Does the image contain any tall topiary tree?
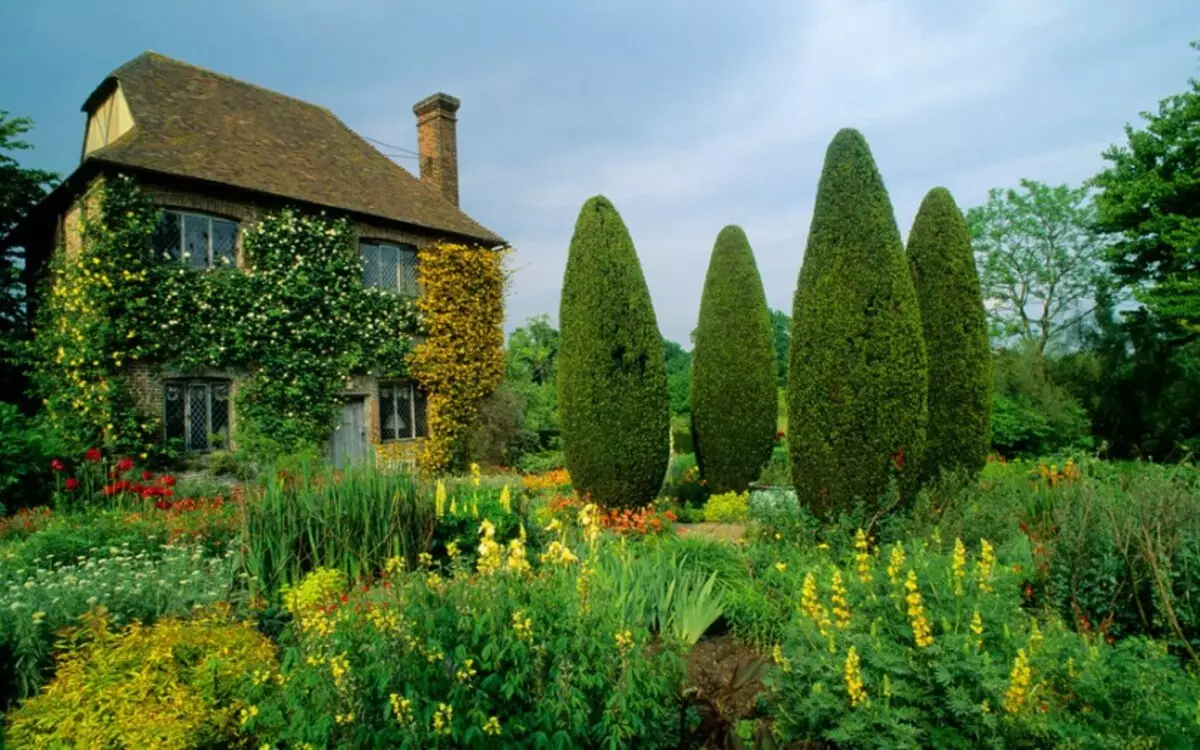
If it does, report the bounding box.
[788,129,928,516]
[558,196,669,508]
[691,225,777,493]
[907,187,992,481]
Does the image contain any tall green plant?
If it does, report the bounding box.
[691,225,777,493]
[557,196,669,508]
[788,129,928,516]
[907,188,992,481]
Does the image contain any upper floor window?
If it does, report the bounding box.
[153,210,238,270]
[361,242,418,296]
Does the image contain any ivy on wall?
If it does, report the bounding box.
[31,176,419,459]
[409,241,506,474]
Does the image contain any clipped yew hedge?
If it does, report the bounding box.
[907,187,992,482]
[557,196,670,508]
[788,129,928,516]
[691,225,777,493]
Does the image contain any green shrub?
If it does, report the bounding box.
[992,348,1092,456]
[907,187,992,483]
[757,444,791,487]
[558,196,670,508]
[768,534,1200,748]
[788,129,928,516]
[515,448,565,474]
[703,491,750,522]
[661,453,708,507]
[671,414,694,455]
[0,403,59,510]
[691,225,777,493]
[252,537,685,747]
[0,543,239,705]
[4,604,277,749]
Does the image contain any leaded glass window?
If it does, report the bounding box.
[153,210,238,269]
[378,382,427,441]
[164,379,230,452]
[361,242,419,296]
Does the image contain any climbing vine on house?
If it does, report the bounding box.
[409,241,506,474]
[30,175,419,458]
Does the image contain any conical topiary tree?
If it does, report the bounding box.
[691,225,777,493]
[907,187,992,482]
[788,128,928,516]
[557,196,670,508]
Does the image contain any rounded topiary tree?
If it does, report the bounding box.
[788,128,928,516]
[557,196,669,508]
[691,225,777,493]
[907,187,992,482]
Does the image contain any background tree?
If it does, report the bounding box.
[1093,40,1200,340]
[507,313,559,386]
[789,128,927,516]
[907,187,992,481]
[690,225,777,493]
[770,309,790,388]
[557,196,669,508]
[663,339,692,418]
[966,180,1110,363]
[0,112,57,408]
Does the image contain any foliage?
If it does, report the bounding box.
[691,225,777,494]
[770,309,790,388]
[467,383,526,467]
[0,111,57,406]
[503,314,561,463]
[704,491,750,523]
[0,543,238,704]
[1092,40,1200,338]
[767,534,1200,748]
[671,414,694,455]
[664,338,693,418]
[907,187,993,483]
[515,448,566,474]
[662,453,709,507]
[992,348,1091,457]
[240,459,437,595]
[250,529,684,748]
[27,176,421,458]
[788,128,928,516]
[558,196,670,509]
[0,403,59,509]
[756,444,791,487]
[4,604,277,749]
[411,241,507,474]
[966,179,1111,358]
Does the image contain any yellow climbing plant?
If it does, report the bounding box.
[410,240,507,474]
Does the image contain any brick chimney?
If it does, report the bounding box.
[413,92,461,206]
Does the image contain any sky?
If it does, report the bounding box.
[2,0,1197,344]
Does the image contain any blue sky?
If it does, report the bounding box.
[2,0,1197,343]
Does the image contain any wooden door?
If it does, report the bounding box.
[329,397,368,468]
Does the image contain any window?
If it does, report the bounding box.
[153,210,238,269]
[379,382,427,441]
[165,379,231,452]
[361,242,419,295]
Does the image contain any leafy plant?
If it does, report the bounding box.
[704,491,750,523]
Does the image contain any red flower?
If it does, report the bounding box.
[101,484,118,497]
[162,475,176,486]
[50,459,65,472]
[64,477,79,491]
[84,448,102,462]
[116,457,134,472]
[141,470,154,481]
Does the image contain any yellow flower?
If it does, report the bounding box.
[435,480,447,518]
[389,693,413,724]
[505,538,531,574]
[970,609,984,647]
[799,571,833,637]
[952,538,967,596]
[1003,648,1032,713]
[772,643,792,673]
[432,702,454,736]
[854,529,872,584]
[455,658,477,683]
[540,540,578,566]
[831,569,852,629]
[1028,617,1043,651]
[470,462,481,489]
[887,541,906,585]
[904,570,934,648]
[844,646,867,707]
[774,561,787,573]
[385,556,406,574]
[615,629,635,653]
[483,716,502,736]
[499,484,512,514]
[976,538,995,593]
[512,610,533,641]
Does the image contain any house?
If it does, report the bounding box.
[9,51,504,466]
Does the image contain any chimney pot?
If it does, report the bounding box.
[413,92,461,207]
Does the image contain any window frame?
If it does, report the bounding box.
[164,378,232,453]
[360,240,419,296]
[153,209,239,270]
[378,381,427,442]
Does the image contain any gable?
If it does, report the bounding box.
[83,83,134,157]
